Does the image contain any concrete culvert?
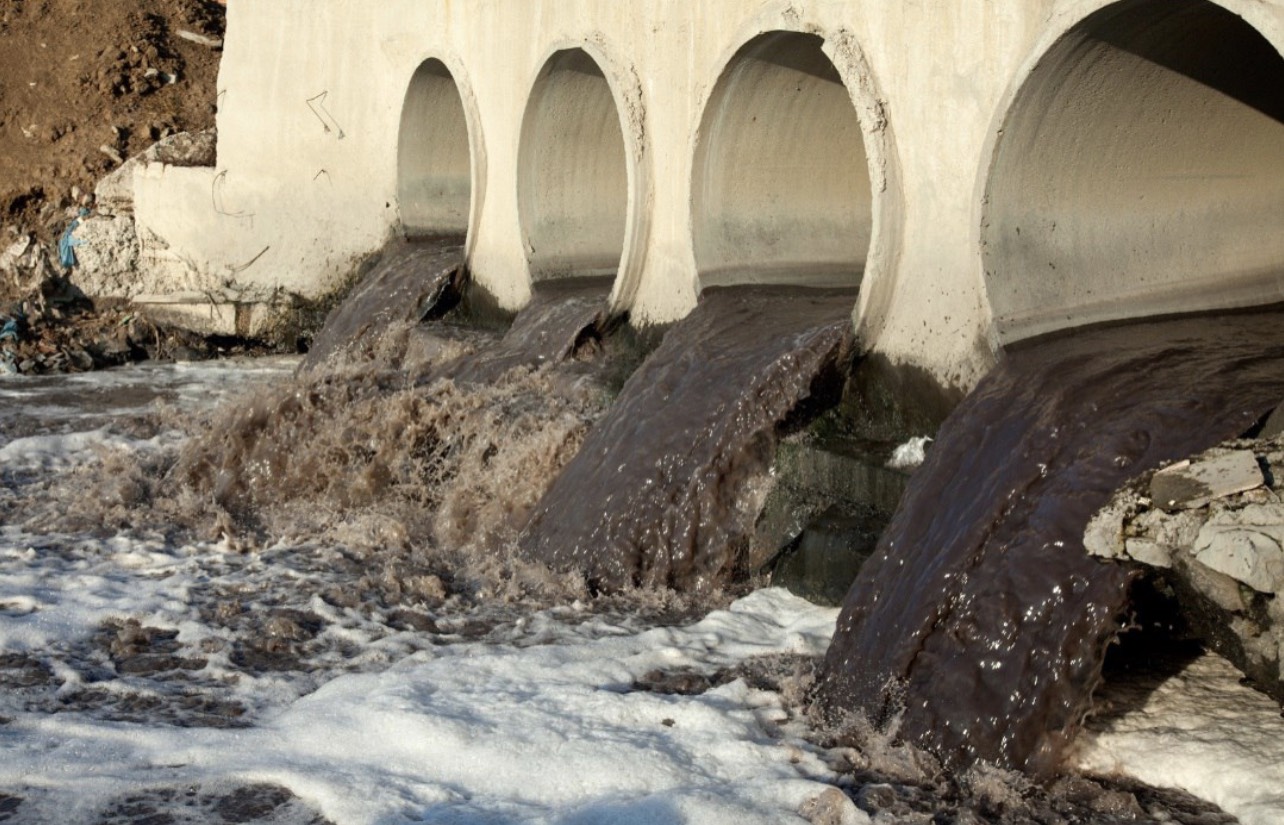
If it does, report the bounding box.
[984,0,1284,343]
[693,32,872,290]
[398,59,473,240]
[518,49,629,281]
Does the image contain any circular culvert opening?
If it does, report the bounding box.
[693,32,873,291]
[397,59,474,241]
[983,0,1284,344]
[518,49,629,282]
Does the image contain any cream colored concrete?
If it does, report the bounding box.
[981,0,1284,345]
[519,48,630,280]
[398,59,473,240]
[129,0,1284,393]
[692,31,872,290]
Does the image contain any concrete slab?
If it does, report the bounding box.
[1150,451,1265,511]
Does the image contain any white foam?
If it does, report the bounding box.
[886,436,931,470]
[0,585,849,825]
[1076,652,1284,825]
[0,428,176,471]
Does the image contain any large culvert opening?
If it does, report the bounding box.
[693,32,873,290]
[983,0,1284,343]
[397,59,473,240]
[518,49,629,282]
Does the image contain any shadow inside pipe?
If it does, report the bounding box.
[1089,0,1284,125]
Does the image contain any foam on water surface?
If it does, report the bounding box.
[2,330,1283,823]
[0,517,847,824]
[1076,651,1284,825]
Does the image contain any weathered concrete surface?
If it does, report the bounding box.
[1087,437,1284,704]
[129,0,1284,392]
[1150,451,1265,511]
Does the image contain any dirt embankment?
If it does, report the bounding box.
[0,0,281,373]
[0,0,224,239]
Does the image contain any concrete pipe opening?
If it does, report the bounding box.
[518,49,629,282]
[693,32,873,291]
[397,59,473,240]
[984,0,1284,343]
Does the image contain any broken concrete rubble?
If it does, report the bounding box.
[1086,440,1284,704]
[67,215,141,299]
[1149,449,1264,510]
[1194,505,1284,595]
[57,129,295,339]
[94,128,217,217]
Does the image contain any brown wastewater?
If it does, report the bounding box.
[4,238,1283,823]
[298,242,1284,784]
[817,309,1284,774]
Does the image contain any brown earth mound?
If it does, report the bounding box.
[0,0,283,374]
[0,0,224,241]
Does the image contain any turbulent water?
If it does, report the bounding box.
[300,238,465,372]
[818,309,1284,774]
[5,241,1284,821]
[445,276,613,385]
[521,286,855,592]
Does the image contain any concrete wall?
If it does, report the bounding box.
[136,0,1284,393]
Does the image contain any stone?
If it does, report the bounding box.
[1136,508,1204,551]
[146,129,216,167]
[1084,504,1127,559]
[177,29,224,49]
[1259,405,1284,440]
[68,214,140,298]
[0,235,33,274]
[1180,556,1250,614]
[1124,538,1172,568]
[800,787,870,825]
[93,156,142,215]
[1193,505,1284,594]
[93,130,216,216]
[1150,450,1264,511]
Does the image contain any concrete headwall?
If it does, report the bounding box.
[135,0,1284,393]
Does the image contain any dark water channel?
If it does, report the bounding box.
[818,309,1284,773]
[520,286,855,591]
[444,276,613,385]
[301,238,466,371]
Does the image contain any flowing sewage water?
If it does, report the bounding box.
[302,251,1284,780]
[520,286,855,592]
[301,238,466,372]
[443,276,613,386]
[4,238,1284,820]
[817,308,1284,774]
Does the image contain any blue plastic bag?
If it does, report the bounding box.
[58,208,90,268]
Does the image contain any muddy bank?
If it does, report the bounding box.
[0,0,224,237]
[818,309,1284,773]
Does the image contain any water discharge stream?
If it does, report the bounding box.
[521,286,855,591]
[444,277,613,385]
[6,238,1284,819]
[818,309,1284,774]
[301,239,466,372]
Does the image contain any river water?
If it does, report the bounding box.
[2,246,1283,822]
